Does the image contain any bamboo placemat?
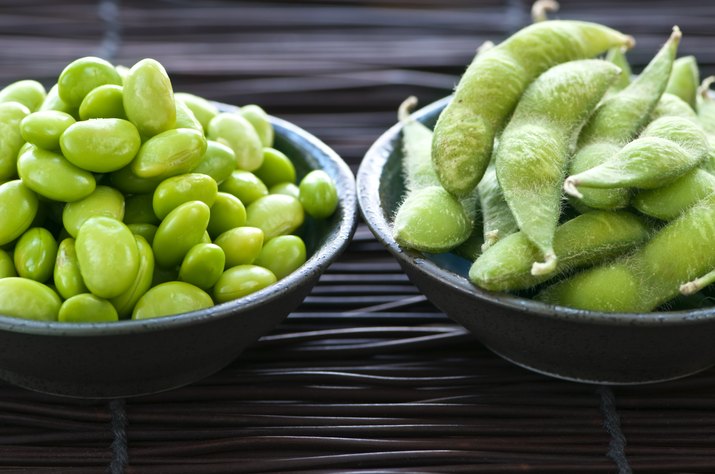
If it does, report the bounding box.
[1,1,714,472]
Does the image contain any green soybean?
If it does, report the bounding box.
[109,164,163,194]
[58,294,119,323]
[78,84,126,120]
[240,104,274,147]
[75,216,140,299]
[495,59,619,275]
[207,192,246,238]
[0,249,16,278]
[174,100,203,132]
[665,55,700,109]
[632,168,715,220]
[39,84,77,116]
[269,182,300,199]
[537,193,715,312]
[469,210,650,292]
[190,140,236,184]
[213,265,277,303]
[132,281,213,320]
[124,193,159,225]
[0,180,38,246]
[246,194,304,240]
[123,58,176,136]
[17,146,96,202]
[60,118,141,173]
[20,110,75,151]
[254,148,296,188]
[58,57,122,107]
[127,223,158,245]
[131,128,207,179]
[214,226,264,267]
[0,80,46,112]
[567,28,680,210]
[299,169,338,219]
[13,227,58,283]
[152,173,218,220]
[110,235,155,318]
[432,20,632,197]
[62,185,125,237]
[254,235,306,280]
[565,116,709,194]
[152,200,210,268]
[219,170,268,205]
[175,92,218,133]
[53,238,88,299]
[0,277,60,321]
[0,101,30,180]
[178,243,225,290]
[208,112,263,171]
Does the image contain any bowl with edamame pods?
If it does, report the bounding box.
[358,95,715,385]
[0,57,357,398]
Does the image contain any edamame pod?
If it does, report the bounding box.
[605,46,632,92]
[537,193,715,312]
[392,97,478,253]
[632,168,715,220]
[432,20,632,197]
[567,28,680,210]
[565,116,709,194]
[496,59,620,276]
[477,162,518,250]
[665,55,699,109]
[469,210,649,292]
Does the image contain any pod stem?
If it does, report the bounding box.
[481,229,500,252]
[531,252,558,276]
[563,176,584,199]
[398,96,419,123]
[680,269,715,295]
[531,0,559,22]
[698,76,715,100]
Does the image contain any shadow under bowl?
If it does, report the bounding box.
[357,96,715,385]
[0,109,358,398]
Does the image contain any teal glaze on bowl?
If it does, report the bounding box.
[0,106,358,398]
[357,96,715,385]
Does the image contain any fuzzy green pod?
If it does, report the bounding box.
[567,27,680,210]
[495,59,620,276]
[665,55,699,109]
[469,210,649,292]
[477,161,518,250]
[431,20,632,197]
[605,46,632,92]
[537,193,715,312]
[565,116,709,195]
[392,97,478,253]
[651,92,699,122]
[632,168,715,220]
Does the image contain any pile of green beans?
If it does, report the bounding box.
[393,15,715,313]
[0,56,339,322]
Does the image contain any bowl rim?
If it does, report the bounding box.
[0,109,358,336]
[357,95,715,327]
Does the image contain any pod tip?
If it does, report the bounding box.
[531,253,557,276]
[563,177,583,199]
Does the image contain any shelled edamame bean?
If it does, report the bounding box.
[0,56,340,323]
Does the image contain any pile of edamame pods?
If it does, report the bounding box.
[0,56,338,322]
[393,14,715,313]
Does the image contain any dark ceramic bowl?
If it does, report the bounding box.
[0,110,357,398]
[358,96,715,385]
